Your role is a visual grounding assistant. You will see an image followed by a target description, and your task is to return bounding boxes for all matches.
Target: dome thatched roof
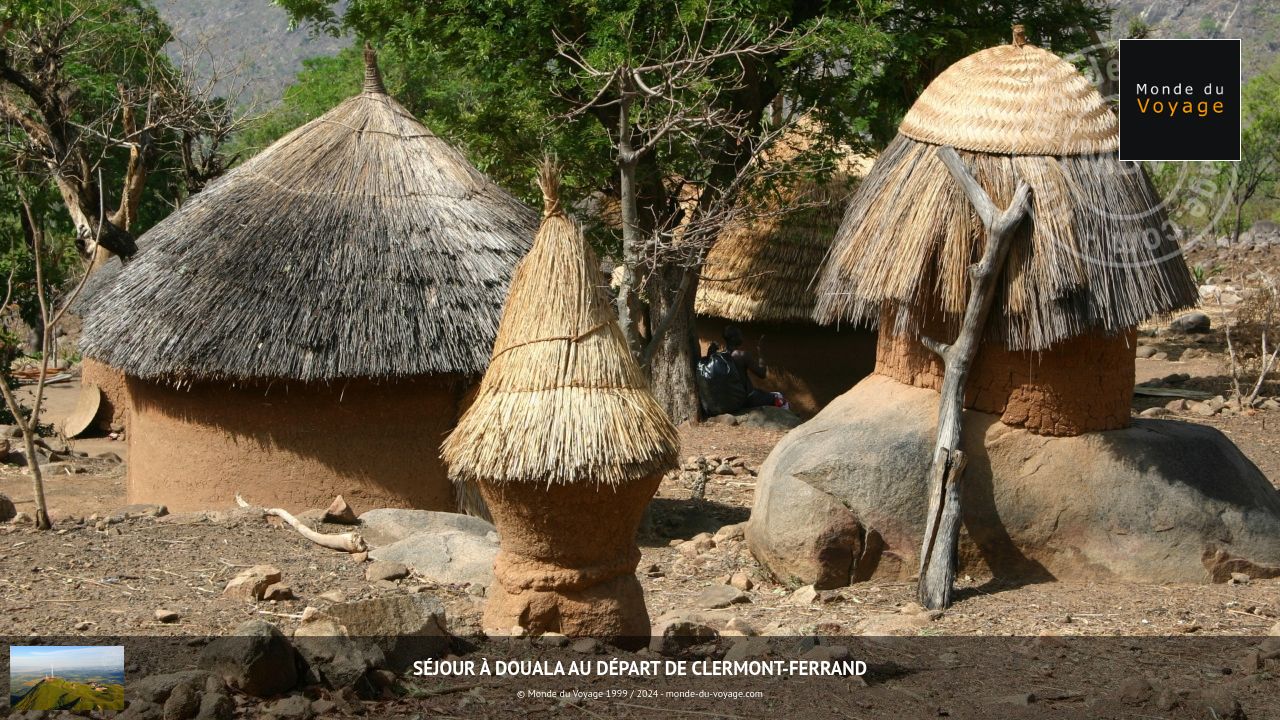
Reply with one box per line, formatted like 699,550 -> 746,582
695,129 -> 872,324
442,165 -> 679,486
79,48 -> 537,383
814,39 -> 1197,351
899,43 -> 1118,156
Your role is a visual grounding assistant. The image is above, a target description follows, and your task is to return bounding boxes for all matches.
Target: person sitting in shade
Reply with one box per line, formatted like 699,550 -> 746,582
698,325 -> 788,415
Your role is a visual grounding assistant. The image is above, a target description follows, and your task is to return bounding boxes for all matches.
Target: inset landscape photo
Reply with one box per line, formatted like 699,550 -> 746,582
9,646 -> 125,715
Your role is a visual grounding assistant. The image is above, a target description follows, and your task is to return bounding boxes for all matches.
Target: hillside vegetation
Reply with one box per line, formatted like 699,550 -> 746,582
11,677 -> 125,714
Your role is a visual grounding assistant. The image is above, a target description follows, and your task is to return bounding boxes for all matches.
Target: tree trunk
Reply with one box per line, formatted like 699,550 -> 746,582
917,147 -> 1031,610
646,266 -> 700,423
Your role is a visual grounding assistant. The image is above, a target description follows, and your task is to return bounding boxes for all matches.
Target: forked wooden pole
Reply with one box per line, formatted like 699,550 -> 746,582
917,146 -> 1031,610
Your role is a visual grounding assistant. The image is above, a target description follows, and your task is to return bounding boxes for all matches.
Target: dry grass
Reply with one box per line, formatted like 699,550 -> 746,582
814,137 -> 1198,351
80,50 -> 537,382
442,164 -> 679,486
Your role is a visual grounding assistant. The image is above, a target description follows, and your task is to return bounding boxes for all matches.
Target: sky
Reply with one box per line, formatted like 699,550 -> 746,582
8,646 -> 124,673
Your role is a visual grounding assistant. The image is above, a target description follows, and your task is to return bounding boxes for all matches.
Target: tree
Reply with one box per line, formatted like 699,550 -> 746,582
275,0 -> 1110,420
0,1 -> 248,267
1225,60 -> 1280,244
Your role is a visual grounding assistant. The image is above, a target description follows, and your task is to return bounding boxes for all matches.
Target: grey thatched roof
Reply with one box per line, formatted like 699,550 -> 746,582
80,50 -> 537,383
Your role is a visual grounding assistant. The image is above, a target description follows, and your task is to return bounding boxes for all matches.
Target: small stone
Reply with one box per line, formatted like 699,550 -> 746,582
697,584 -> 750,609
708,413 -> 738,426
1139,407 -> 1171,417
11,511 -> 32,525
729,572 -> 753,591
1229,572 -> 1251,584
676,534 -> 716,556
1169,311 -> 1211,334
649,615 -> 718,655
316,590 -> 346,604
311,699 -> 338,716
715,462 -> 736,476
1191,401 -> 1218,417
1113,676 -> 1153,705
1165,399 -> 1188,412
723,617 -> 756,637
1269,620 -> 1280,636
1261,398 -> 1280,411
223,565 -> 282,601
365,561 -> 410,583
1152,351 -> 1169,360
1237,650 -> 1263,674
723,637 -> 772,661
351,552 -> 368,563
155,608 -> 181,623
323,495 -> 358,525
73,621 -> 92,631
263,583 -> 295,601
534,632 -> 570,648
788,585 -> 819,605
264,694 -> 315,719
1135,345 -> 1158,359
570,638 -> 603,654
713,523 -> 746,543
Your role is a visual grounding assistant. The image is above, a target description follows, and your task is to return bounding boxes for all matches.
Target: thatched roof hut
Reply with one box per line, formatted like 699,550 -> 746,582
814,41 -> 1197,351
813,36 -> 1198,436
693,132 -> 876,415
443,165 -> 678,486
77,47 -> 537,512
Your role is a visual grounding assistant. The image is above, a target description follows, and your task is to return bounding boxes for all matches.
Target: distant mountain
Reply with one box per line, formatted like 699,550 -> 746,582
1111,1 -> 1279,77
153,0 -> 351,105
11,677 -> 124,714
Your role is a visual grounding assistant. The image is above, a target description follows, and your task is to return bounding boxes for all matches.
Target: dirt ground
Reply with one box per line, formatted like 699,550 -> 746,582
2,337 -> 1279,717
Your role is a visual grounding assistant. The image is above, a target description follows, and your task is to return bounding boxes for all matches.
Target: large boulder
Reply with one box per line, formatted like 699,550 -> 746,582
747,375 -> 1280,587
358,509 -> 495,547
368,530 -> 496,588
198,619 -> 298,697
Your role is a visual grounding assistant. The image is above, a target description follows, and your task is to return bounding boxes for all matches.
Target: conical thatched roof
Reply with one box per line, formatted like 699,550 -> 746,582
814,38 -> 1197,351
442,165 -> 679,486
78,47 -> 536,382
695,129 -> 872,324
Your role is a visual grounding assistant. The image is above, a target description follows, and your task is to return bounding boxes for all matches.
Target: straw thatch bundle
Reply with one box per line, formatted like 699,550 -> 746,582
813,42 -> 1197,351
696,128 -> 872,324
78,47 -> 536,382
442,164 -> 679,486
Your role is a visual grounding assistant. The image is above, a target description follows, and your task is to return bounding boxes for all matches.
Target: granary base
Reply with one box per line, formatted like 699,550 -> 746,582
747,374 -> 1280,587
478,475 -> 660,648
125,376 -> 466,513
81,358 -> 131,432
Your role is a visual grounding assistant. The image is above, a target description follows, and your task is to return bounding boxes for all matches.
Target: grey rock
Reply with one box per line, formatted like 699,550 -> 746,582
369,529 -> 496,588
130,670 -> 221,705
323,593 -> 449,671
293,615 -> 384,690
364,561 -> 409,583
747,375 -> 1280,588
198,620 -> 298,697
737,405 -> 803,430
357,509 -> 494,548
162,682 -> 200,719
1169,311 -> 1211,334
650,614 -> 718,655
697,584 -> 750,609
264,695 -> 314,720
723,637 -> 772,661
195,692 -> 233,720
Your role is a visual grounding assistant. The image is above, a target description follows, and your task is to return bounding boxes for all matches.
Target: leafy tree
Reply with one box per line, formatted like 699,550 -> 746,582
273,0 -> 1111,419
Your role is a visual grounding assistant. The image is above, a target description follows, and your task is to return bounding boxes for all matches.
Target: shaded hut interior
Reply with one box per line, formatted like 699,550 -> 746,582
77,50 -> 536,512
695,143 -> 877,416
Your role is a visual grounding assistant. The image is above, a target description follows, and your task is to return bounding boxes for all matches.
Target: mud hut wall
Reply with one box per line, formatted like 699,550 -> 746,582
125,375 -> 465,512
696,318 -> 876,416
81,358 -> 131,432
874,317 -> 1136,436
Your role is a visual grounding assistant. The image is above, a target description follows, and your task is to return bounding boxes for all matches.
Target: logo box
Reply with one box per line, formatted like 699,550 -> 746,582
1118,38 -> 1241,162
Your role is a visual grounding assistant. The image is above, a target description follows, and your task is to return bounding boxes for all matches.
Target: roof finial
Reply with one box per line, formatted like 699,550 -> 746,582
363,41 -> 386,94
1012,24 -> 1028,47
537,156 -> 564,218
